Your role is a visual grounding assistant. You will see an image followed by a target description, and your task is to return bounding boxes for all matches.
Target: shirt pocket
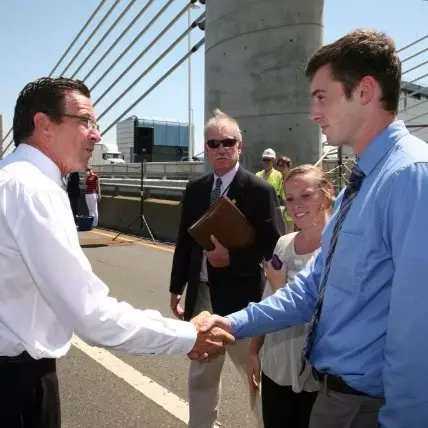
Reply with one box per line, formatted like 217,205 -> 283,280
327,231 -> 364,294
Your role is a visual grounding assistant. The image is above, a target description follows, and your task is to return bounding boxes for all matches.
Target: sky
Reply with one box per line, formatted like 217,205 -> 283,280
0,0 -> 427,156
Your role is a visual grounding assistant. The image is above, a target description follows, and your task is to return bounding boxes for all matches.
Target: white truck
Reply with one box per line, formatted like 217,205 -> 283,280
90,143 -> 125,165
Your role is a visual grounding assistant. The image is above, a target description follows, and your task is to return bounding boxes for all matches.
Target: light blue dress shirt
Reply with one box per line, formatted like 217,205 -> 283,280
227,121 -> 428,428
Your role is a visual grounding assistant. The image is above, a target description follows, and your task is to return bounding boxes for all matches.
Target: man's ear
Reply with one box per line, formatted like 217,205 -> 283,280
358,76 -> 377,106
33,112 -> 52,135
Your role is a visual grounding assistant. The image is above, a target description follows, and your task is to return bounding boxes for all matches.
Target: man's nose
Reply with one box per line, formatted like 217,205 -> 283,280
309,105 -> 321,122
90,130 -> 102,143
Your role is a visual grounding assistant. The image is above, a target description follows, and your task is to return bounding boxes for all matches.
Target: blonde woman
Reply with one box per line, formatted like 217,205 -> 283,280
247,165 -> 334,428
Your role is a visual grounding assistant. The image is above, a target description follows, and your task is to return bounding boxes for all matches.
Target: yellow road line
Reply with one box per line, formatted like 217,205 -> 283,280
89,229 -> 174,253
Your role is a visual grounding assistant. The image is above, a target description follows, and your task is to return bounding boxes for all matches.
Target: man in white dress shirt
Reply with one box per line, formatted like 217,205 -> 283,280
0,77 -> 234,427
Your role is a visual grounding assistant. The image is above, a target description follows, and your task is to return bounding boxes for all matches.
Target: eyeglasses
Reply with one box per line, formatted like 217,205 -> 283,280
63,114 -> 100,132
262,158 -> 273,162
206,138 -> 237,149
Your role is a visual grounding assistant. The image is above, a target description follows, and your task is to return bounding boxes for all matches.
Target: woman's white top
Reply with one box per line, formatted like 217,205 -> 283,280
262,232 -> 320,392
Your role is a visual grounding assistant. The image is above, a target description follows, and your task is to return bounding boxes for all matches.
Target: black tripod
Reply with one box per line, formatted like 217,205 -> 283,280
113,160 -> 156,244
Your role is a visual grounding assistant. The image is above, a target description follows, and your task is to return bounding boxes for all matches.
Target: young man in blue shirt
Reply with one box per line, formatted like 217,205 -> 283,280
194,29 -> 428,428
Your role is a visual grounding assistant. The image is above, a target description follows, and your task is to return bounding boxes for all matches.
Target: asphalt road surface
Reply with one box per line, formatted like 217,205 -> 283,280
58,230 -> 256,428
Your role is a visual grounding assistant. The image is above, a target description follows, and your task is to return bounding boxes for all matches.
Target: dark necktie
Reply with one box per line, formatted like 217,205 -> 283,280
300,164 -> 365,373
210,177 -> 222,206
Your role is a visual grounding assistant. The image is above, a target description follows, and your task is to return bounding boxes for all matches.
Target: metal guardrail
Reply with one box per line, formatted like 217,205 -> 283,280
93,161 -> 205,180
100,177 -> 187,199
99,158 -> 357,197
323,158 -> 355,192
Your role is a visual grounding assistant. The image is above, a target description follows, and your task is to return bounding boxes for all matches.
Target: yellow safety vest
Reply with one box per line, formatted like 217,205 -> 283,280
256,169 -> 283,198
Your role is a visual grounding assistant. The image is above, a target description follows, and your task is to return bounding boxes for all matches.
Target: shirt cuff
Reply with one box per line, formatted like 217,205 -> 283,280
174,320 -> 198,354
226,310 -> 250,339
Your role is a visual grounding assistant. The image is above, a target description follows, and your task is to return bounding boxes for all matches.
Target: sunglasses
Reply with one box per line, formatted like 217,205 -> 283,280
263,158 -> 273,162
206,138 -> 237,149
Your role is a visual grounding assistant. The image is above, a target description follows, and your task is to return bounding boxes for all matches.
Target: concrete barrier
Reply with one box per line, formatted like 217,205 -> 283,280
78,195 -> 181,243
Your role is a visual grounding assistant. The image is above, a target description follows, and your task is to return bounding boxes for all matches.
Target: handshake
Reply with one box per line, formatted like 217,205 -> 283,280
187,311 -> 235,362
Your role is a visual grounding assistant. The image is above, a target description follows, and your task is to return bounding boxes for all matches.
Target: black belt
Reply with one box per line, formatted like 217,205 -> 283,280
313,369 -> 369,396
0,352 -> 56,378
0,352 -> 55,364
0,351 -> 35,363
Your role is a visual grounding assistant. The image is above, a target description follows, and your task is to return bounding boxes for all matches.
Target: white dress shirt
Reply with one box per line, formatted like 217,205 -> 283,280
262,233 -> 319,392
200,162 -> 240,282
0,144 -> 196,359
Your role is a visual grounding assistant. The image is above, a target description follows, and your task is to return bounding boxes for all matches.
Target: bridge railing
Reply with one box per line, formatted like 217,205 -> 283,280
398,34 -> 428,142
93,161 -> 205,180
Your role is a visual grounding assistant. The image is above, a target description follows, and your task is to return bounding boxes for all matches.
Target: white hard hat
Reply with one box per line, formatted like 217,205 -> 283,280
262,148 -> 276,159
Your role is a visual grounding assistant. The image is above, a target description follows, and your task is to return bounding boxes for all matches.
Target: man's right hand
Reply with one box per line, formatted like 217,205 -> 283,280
188,312 -> 235,362
198,314 -> 232,334
170,293 -> 184,319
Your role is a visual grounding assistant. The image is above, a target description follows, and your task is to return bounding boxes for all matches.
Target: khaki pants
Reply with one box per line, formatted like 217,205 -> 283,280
309,383 -> 384,428
188,282 -> 262,428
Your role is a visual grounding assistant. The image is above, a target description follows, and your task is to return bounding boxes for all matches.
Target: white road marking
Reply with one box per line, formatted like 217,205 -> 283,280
72,336 -> 221,426
77,231 -> 222,425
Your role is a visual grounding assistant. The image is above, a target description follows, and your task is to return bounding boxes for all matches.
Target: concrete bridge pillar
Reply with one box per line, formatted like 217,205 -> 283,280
205,0 -> 324,171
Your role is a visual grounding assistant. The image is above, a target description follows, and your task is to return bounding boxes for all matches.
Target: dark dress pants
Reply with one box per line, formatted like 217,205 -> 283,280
68,196 -> 79,222
0,353 -> 60,428
262,371 -> 317,428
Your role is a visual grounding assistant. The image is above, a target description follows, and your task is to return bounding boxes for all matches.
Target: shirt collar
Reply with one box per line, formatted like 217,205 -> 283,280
358,120 -> 409,176
13,143 -> 63,187
214,161 -> 240,184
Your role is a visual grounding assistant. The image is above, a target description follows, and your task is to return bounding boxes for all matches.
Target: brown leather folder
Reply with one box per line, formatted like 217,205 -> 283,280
188,196 -> 256,251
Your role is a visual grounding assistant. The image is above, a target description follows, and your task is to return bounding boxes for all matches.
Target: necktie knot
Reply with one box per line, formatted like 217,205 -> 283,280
348,164 -> 365,192
349,164 -> 365,184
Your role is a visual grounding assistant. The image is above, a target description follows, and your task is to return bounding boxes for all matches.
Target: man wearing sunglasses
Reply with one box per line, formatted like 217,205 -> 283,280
170,108 -> 284,428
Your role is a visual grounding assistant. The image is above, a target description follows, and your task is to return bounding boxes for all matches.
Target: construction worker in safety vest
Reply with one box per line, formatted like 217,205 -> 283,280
256,148 -> 283,202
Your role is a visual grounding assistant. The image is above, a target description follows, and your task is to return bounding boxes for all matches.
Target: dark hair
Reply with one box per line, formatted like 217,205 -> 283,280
13,77 -> 91,145
305,29 -> 401,112
275,156 -> 292,169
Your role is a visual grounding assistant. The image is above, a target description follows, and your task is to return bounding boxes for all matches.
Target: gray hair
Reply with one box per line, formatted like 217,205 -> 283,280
204,108 -> 242,142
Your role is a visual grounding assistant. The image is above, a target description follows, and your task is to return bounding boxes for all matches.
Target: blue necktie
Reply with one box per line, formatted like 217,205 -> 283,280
300,164 -> 365,373
210,177 -> 222,206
